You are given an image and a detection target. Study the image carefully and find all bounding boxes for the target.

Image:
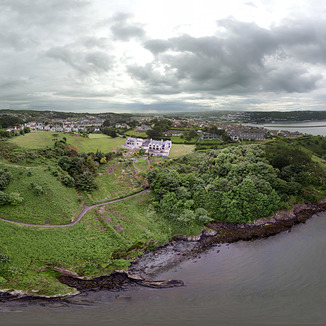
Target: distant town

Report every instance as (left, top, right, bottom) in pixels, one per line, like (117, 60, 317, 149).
(0, 109, 309, 156)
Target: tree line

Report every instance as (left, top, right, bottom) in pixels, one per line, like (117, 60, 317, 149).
(148, 138, 326, 226)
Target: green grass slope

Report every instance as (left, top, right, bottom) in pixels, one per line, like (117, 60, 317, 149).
(0, 164, 82, 224)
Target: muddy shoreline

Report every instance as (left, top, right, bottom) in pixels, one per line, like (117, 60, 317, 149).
(1, 200, 326, 302)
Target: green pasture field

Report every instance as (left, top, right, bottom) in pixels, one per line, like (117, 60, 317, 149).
(0, 164, 82, 225)
(124, 130, 147, 138)
(169, 144, 195, 158)
(170, 136, 199, 144)
(83, 160, 145, 204)
(0, 192, 201, 296)
(9, 131, 125, 153)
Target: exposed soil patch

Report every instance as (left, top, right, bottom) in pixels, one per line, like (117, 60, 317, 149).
(69, 145, 81, 152)
(106, 168, 114, 174)
(114, 224, 124, 232)
(102, 214, 111, 222)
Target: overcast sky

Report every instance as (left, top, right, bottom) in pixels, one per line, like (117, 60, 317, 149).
(2, 0, 326, 113)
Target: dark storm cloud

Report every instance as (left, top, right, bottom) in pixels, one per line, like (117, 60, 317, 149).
(130, 18, 324, 97)
(109, 12, 145, 41)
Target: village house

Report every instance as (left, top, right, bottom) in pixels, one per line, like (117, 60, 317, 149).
(137, 124, 151, 132)
(6, 125, 24, 132)
(163, 130, 183, 137)
(199, 132, 219, 140)
(25, 122, 37, 130)
(51, 125, 63, 132)
(126, 137, 145, 148)
(228, 130, 266, 141)
(115, 123, 130, 129)
(36, 123, 44, 130)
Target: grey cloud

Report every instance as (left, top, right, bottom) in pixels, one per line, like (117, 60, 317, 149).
(130, 18, 324, 96)
(263, 65, 322, 93)
(85, 52, 112, 73)
(82, 37, 110, 49)
(127, 63, 180, 94)
(0, 30, 33, 51)
(47, 47, 113, 75)
(273, 19, 326, 65)
(0, 0, 92, 52)
(2, 0, 89, 21)
(111, 12, 132, 23)
(111, 24, 145, 41)
(144, 40, 171, 54)
(109, 12, 145, 41)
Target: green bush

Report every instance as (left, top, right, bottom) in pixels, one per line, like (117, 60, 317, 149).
(62, 175, 75, 187)
(8, 192, 24, 205)
(0, 170, 13, 190)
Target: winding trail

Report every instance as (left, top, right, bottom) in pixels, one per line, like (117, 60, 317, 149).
(0, 189, 149, 228)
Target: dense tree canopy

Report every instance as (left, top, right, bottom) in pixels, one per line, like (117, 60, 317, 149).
(148, 141, 326, 225)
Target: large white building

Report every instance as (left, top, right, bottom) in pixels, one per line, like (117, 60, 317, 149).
(125, 137, 172, 157)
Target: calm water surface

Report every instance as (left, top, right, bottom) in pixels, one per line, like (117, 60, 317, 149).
(248, 120, 326, 136)
(2, 212, 326, 325)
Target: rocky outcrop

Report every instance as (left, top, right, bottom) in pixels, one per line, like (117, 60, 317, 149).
(57, 270, 184, 292)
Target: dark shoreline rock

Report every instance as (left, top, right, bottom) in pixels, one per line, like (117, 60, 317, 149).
(57, 271, 185, 292)
(1, 200, 326, 302)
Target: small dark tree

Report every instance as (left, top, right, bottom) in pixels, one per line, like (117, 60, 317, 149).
(74, 172, 98, 192)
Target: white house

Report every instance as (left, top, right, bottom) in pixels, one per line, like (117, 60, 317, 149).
(148, 139, 172, 151)
(126, 137, 145, 148)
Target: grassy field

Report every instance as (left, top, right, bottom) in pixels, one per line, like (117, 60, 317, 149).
(9, 131, 125, 153)
(170, 136, 199, 144)
(0, 164, 82, 224)
(83, 159, 146, 204)
(169, 144, 195, 158)
(134, 157, 149, 172)
(0, 192, 202, 296)
(124, 130, 147, 138)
